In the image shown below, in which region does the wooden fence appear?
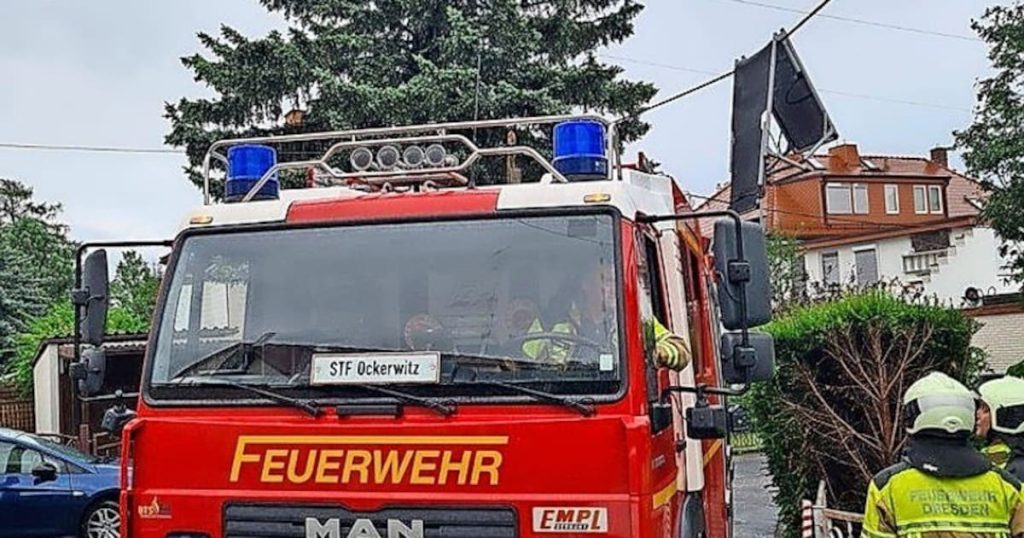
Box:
[0,384,34,432]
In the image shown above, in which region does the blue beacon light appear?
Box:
[225,144,280,202]
[552,119,609,182]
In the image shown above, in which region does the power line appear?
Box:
[0,142,184,155]
[630,0,835,119]
[714,0,982,43]
[603,54,972,113]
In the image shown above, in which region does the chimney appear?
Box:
[827,143,860,172]
[930,146,949,168]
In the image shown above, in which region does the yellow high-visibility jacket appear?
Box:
[522,315,690,371]
[862,461,1024,537]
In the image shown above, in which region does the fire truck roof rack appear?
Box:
[202,114,620,205]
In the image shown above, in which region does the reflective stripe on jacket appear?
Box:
[862,461,1024,537]
[983,441,1013,469]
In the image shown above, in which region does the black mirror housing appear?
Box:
[720,331,775,384]
[31,462,58,483]
[712,219,771,330]
[102,405,136,435]
[650,401,673,434]
[729,405,752,433]
[77,347,107,397]
[77,249,109,347]
[687,403,728,439]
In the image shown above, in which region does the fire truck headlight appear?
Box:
[376,145,401,169]
[424,143,447,167]
[402,145,425,168]
[350,147,373,171]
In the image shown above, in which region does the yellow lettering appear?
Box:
[342,450,371,484]
[230,439,261,482]
[373,450,413,484]
[315,450,344,484]
[471,450,502,485]
[285,449,317,484]
[260,449,288,483]
[410,450,440,485]
[438,450,472,485]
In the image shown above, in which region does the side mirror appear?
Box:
[76,249,109,347]
[101,402,136,435]
[650,401,673,434]
[31,462,58,484]
[687,403,728,439]
[74,348,107,397]
[712,219,771,330]
[729,405,752,433]
[720,331,775,384]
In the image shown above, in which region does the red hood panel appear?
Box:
[131,413,633,499]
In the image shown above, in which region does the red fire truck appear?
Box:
[72,115,774,537]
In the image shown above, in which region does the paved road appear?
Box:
[733,453,778,538]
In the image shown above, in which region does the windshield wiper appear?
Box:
[344,384,456,417]
[176,378,322,417]
[464,380,596,417]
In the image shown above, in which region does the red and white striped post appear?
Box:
[801,499,815,538]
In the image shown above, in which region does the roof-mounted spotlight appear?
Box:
[424,144,447,167]
[376,145,400,170]
[402,145,425,168]
[350,147,374,171]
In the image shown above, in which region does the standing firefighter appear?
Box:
[977,376,1024,480]
[862,372,1024,538]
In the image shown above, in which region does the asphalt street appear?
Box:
[733,453,779,538]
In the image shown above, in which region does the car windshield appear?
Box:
[26,434,100,464]
[148,213,622,400]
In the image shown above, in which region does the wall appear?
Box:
[32,344,61,434]
[803,226,1014,306]
[970,310,1024,373]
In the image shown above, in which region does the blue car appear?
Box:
[0,428,120,538]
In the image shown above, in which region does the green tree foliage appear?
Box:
[1008,359,1024,378]
[165,0,657,194]
[0,244,46,362]
[747,292,984,537]
[111,250,161,321]
[0,179,74,306]
[955,4,1024,288]
[10,302,149,394]
[766,232,805,312]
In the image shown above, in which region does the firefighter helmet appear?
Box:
[978,376,1024,435]
[903,372,976,435]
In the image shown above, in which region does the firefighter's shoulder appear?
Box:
[992,464,1023,491]
[870,461,912,491]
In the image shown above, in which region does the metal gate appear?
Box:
[801,481,863,538]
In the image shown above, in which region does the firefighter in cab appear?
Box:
[520,264,690,370]
[977,375,1024,480]
[862,372,1024,538]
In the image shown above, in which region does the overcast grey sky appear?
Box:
[0,1,992,242]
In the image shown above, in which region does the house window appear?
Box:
[821,252,840,285]
[913,186,927,214]
[928,185,943,214]
[853,184,869,214]
[884,184,900,214]
[826,184,852,214]
[854,248,879,286]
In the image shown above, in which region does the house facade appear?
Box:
[698,143,1014,307]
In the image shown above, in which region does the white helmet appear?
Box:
[903,372,976,435]
[978,376,1024,436]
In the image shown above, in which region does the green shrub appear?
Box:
[748,292,984,537]
[1008,360,1024,378]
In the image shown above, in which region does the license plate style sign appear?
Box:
[311,352,441,385]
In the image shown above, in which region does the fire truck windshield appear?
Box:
[147,213,624,403]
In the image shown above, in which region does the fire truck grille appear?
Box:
[223,503,518,538]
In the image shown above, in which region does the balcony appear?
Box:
[903,249,948,275]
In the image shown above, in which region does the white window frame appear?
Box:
[884,184,900,214]
[826,183,853,215]
[913,186,927,214]
[928,185,943,214]
[853,183,869,214]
